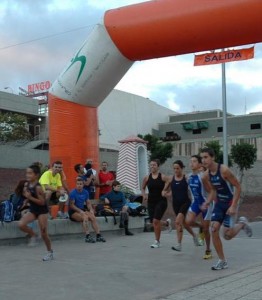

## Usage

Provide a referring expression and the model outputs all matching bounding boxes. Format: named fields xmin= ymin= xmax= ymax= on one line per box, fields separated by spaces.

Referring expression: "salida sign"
xmin=194 ymin=47 xmax=254 ymax=66
xmin=28 ymin=80 xmax=51 ymax=94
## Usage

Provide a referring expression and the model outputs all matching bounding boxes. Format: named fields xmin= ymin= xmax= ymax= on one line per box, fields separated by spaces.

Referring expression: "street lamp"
xmin=4 ymin=86 xmax=14 ymax=93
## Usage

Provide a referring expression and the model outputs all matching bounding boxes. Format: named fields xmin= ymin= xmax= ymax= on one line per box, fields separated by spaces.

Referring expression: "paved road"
xmin=0 ymin=222 xmax=261 ymax=300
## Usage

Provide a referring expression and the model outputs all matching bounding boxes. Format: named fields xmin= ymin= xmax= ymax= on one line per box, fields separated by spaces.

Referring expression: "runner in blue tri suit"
xmin=186 ymin=155 xmax=213 ymax=260
xmin=201 ymin=148 xmax=252 ymax=271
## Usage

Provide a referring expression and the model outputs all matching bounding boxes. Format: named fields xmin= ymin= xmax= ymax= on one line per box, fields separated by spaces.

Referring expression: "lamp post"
xmin=221 ymin=50 xmax=228 ymax=166
xmin=4 ymin=86 xmax=14 ymax=93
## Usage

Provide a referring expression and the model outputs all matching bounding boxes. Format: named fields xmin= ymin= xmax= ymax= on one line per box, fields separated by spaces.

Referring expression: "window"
xmin=217 ymin=126 xmax=223 ymax=132
xmin=250 ymin=123 xmax=261 ymax=130
xmin=192 ymin=129 xmax=201 ymax=134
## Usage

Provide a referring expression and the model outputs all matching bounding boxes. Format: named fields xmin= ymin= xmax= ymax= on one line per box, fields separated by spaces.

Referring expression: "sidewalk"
xmin=0 ymin=222 xmax=261 ymax=300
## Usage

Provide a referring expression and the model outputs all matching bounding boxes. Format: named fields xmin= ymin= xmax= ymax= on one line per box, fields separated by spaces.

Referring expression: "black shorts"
xmin=148 ymin=200 xmax=167 ymax=222
xmin=49 ymin=192 xmax=59 ymax=205
xmin=30 ymin=205 xmax=49 ymax=218
xmin=172 ymin=201 xmax=191 ymax=217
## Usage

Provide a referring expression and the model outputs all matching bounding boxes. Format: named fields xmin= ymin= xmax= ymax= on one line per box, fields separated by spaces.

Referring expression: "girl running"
xmin=142 ymin=159 xmax=171 ymax=248
xmin=168 ymin=160 xmax=198 ymax=251
xmin=18 ymin=164 xmax=53 ymax=261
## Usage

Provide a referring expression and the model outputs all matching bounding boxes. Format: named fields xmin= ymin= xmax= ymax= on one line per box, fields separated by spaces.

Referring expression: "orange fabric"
xmin=104 ymin=0 xmax=262 ymax=61
xmin=194 ymin=47 xmax=254 ymax=66
xmin=48 ymin=93 xmax=100 ymax=190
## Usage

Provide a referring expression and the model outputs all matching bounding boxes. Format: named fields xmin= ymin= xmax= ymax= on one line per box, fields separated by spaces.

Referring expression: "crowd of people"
xmin=11 ymin=148 xmax=253 ymax=270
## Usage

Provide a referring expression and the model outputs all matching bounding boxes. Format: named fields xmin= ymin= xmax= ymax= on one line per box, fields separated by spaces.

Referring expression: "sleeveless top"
xmin=147 ymin=173 xmax=166 ymax=203
xmin=27 ymin=182 xmax=48 ymax=211
xmin=209 ymin=164 xmax=233 ymax=202
xmin=188 ymin=173 xmax=207 ymax=205
xmin=171 ymin=175 xmax=191 ymax=204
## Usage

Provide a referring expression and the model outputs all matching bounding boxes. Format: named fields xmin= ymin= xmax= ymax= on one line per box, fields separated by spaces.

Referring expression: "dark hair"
xmin=191 ymin=155 xmax=202 ymax=164
xmin=28 ymin=164 xmax=41 ymax=176
xmin=74 ymin=164 xmax=82 ymax=173
xmin=112 ymin=180 xmax=121 ymax=188
xmin=200 ymin=148 xmax=215 ymax=158
xmin=76 ymin=177 xmax=84 ymax=183
xmin=52 ymin=161 xmax=62 ymax=166
xmin=101 ymin=161 xmax=108 ymax=165
xmin=150 ymin=159 xmax=160 ymax=167
xmin=173 ymin=160 xmax=185 ymax=169
xmin=15 ymin=179 xmax=27 ymax=196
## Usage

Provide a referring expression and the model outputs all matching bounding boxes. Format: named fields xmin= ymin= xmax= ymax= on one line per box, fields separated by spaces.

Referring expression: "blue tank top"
xmin=209 ymin=164 xmax=233 ymax=202
xmin=188 ymin=173 xmax=206 ymax=205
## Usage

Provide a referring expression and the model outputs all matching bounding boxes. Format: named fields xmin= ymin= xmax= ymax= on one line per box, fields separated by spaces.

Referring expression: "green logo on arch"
xmin=63 ymin=44 xmax=87 ymax=84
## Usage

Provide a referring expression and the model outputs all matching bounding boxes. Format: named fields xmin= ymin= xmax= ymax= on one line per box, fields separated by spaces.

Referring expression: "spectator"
xmin=84 ymin=158 xmax=97 ymax=199
xmin=100 ymin=180 xmax=133 ymax=236
xmin=98 ymin=161 xmax=115 ymax=197
xmin=74 ymin=163 xmax=95 ymax=197
xmin=12 ymin=179 xmax=29 ymax=220
xmin=39 ymin=161 xmax=67 ymax=219
xmin=68 ymin=177 xmax=106 ymax=243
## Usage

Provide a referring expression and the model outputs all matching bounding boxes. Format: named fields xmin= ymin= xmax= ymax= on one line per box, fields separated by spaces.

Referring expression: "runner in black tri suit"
xmin=201 ymin=148 xmax=252 ymax=271
xmin=142 ymin=159 xmax=171 ymax=248
xmin=18 ymin=164 xmax=54 ymax=261
xmin=167 ymin=160 xmax=199 ymax=252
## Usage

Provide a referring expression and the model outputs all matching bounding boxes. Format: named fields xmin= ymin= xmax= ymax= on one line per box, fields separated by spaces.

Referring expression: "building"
xmin=155 ymin=109 xmax=262 ymax=160
xmin=0 ymin=89 xmax=174 ymax=169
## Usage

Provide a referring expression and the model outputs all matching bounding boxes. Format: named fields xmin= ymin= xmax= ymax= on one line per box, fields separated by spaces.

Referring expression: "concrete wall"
xmin=98 ymin=89 xmax=175 ymax=150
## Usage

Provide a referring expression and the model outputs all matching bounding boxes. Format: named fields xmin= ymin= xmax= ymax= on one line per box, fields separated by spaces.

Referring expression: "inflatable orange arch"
xmin=49 ymin=0 xmax=262 ymax=188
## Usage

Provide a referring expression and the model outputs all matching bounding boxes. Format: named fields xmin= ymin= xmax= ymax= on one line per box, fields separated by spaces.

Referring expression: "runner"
xmin=169 ymin=160 xmax=199 ymax=252
xmin=186 ymin=155 xmax=213 ymax=259
xmin=18 ymin=164 xmax=53 ymax=261
xmin=142 ymin=159 xmax=171 ymax=248
xmin=201 ymin=148 xmax=252 ymax=270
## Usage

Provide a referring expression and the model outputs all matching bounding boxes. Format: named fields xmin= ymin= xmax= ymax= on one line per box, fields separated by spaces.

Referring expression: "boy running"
xmin=201 ymin=148 xmax=252 ymax=270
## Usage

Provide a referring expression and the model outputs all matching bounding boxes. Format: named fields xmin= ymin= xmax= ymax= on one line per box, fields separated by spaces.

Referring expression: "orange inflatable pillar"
xmin=48 ymin=94 xmax=99 ymax=189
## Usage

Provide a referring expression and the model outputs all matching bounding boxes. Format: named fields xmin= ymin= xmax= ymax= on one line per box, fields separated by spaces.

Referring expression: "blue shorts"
xmin=211 ymin=201 xmax=235 ymax=228
xmin=188 ymin=201 xmax=213 ymax=221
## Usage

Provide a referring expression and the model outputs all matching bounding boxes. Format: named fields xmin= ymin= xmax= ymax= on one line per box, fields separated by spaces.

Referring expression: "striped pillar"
xmin=116 ymin=136 xmax=148 ymax=194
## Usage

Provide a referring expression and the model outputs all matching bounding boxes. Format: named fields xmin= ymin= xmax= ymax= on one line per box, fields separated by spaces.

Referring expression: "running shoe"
xmin=43 ymin=250 xmax=54 ymax=261
xmin=85 ymin=235 xmax=96 ymax=243
xmin=171 ymin=244 xmax=182 ymax=251
xmin=211 ymin=259 xmax=228 ymax=270
xmin=150 ymin=240 xmax=161 ymax=248
xmin=193 ymin=235 xmax=199 ymax=246
xmin=239 ymin=216 xmax=253 ymax=237
xmin=166 ymin=218 xmax=172 ymax=233
xmin=96 ymin=235 xmax=106 ymax=242
xmin=198 ymin=232 xmax=205 ymax=246
xmin=203 ymin=250 xmax=212 ymax=260
xmin=57 ymin=211 xmax=64 ymax=218
xmin=28 ymin=236 xmax=38 ymax=247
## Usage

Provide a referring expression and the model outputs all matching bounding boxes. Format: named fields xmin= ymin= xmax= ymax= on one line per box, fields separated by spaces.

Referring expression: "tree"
xmin=0 ymin=112 xmax=32 ymax=142
xmin=231 ymin=143 xmax=257 ymax=184
xmin=138 ymin=134 xmax=173 ymax=165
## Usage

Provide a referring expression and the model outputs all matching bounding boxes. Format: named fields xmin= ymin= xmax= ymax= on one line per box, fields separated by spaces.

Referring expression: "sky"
xmin=0 ymin=0 xmax=262 ymax=115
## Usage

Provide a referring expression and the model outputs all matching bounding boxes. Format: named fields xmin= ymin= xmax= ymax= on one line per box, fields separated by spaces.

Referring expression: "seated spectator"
xmin=100 ymin=180 xmax=134 ymax=236
xmin=11 ymin=179 xmax=29 ymax=220
xmin=74 ymin=163 xmax=95 ymax=198
xmin=39 ymin=161 xmax=67 ymax=219
xmin=69 ymin=177 xmax=106 ymax=243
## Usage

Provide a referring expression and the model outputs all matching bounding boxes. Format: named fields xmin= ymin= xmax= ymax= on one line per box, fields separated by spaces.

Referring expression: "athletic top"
xmin=171 ymin=175 xmax=190 ymax=204
xmin=147 ymin=173 xmax=166 ymax=203
xmin=188 ymin=173 xmax=206 ymax=206
xmin=39 ymin=170 xmax=62 ymax=191
xmin=100 ymin=190 xmax=126 ymax=211
xmin=27 ymin=182 xmax=48 ymax=211
xmin=69 ymin=188 xmax=89 ymax=210
xmin=99 ymin=171 xmax=115 ymax=195
xmin=209 ymin=164 xmax=233 ymax=202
